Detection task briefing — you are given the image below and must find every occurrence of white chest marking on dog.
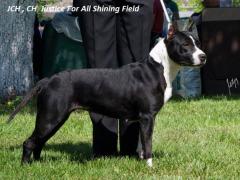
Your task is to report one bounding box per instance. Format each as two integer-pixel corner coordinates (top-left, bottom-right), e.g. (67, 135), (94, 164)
(150, 39), (181, 103)
(189, 36), (205, 66)
(164, 87), (172, 103)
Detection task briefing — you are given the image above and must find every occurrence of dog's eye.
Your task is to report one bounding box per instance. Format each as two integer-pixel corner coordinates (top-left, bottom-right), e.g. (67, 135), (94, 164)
(183, 43), (189, 47)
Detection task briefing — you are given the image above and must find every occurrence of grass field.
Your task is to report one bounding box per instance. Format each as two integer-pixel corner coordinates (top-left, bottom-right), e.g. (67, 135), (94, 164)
(1, 96), (240, 179)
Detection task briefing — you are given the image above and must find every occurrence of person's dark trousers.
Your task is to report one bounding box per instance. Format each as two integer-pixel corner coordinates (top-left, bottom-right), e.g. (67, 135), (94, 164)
(150, 32), (162, 49)
(74, 0), (153, 157)
(91, 113), (118, 156)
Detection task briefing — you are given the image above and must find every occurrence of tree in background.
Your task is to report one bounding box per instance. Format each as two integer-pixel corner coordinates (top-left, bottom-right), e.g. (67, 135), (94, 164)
(0, 0), (37, 101)
(176, 0), (240, 9)
(175, 0), (204, 12)
(233, 0), (240, 6)
(37, 0), (56, 19)
(0, 0), (58, 102)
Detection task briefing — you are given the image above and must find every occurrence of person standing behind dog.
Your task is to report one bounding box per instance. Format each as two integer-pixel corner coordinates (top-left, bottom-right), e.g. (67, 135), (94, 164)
(151, 0), (164, 49)
(73, 0), (153, 157)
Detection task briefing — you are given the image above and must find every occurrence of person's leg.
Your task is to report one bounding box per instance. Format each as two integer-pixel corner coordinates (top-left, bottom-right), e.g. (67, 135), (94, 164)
(77, 0), (119, 68)
(91, 113), (118, 157)
(117, 0), (153, 65)
(150, 32), (162, 49)
(119, 120), (140, 156)
(118, 0), (154, 156)
(76, 0), (119, 156)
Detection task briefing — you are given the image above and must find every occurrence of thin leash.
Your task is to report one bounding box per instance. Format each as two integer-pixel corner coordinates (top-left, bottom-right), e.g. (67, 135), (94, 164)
(159, 0), (173, 29)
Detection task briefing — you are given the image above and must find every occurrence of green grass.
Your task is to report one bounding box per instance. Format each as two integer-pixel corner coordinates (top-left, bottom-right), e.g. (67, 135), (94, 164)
(1, 96), (240, 179)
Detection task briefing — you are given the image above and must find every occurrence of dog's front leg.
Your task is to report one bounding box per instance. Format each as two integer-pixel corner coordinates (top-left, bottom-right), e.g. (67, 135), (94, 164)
(139, 113), (155, 167)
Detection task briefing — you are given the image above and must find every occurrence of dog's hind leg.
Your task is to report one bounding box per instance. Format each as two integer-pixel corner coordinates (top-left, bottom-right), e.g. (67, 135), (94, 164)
(22, 110), (70, 164)
(139, 113), (155, 167)
(22, 135), (37, 164)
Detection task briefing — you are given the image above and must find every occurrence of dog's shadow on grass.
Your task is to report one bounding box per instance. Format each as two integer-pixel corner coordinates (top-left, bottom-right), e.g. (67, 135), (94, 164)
(44, 142), (92, 163)
(46, 146), (169, 163)
(6, 142), (93, 164)
(5, 143), (177, 166)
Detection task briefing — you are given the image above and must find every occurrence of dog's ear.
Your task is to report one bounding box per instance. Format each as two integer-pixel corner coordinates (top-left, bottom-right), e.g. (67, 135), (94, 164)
(167, 24), (176, 40)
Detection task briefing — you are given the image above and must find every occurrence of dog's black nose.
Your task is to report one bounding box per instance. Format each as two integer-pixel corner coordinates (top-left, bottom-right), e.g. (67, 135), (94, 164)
(199, 54), (207, 63)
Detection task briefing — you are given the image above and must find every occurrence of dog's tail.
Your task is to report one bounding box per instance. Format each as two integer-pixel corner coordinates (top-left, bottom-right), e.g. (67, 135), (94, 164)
(7, 78), (49, 124)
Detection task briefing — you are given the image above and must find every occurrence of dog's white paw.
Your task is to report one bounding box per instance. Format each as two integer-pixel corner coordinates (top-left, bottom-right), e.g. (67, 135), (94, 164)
(139, 151), (144, 159)
(146, 158), (153, 167)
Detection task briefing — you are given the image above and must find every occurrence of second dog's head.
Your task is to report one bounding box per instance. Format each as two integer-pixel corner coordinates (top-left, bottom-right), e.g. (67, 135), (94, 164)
(164, 25), (207, 67)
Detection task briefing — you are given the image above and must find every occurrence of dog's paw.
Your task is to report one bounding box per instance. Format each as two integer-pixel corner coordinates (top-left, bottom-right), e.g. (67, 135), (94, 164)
(146, 158), (153, 167)
(139, 151), (144, 159)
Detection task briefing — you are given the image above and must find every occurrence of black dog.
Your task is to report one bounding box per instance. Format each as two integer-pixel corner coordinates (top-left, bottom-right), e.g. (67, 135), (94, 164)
(8, 26), (206, 167)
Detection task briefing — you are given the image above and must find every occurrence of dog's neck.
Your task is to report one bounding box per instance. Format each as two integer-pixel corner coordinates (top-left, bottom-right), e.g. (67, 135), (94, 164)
(149, 38), (181, 103)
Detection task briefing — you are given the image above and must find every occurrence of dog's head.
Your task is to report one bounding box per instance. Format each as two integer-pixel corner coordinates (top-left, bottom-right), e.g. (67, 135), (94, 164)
(164, 25), (207, 67)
